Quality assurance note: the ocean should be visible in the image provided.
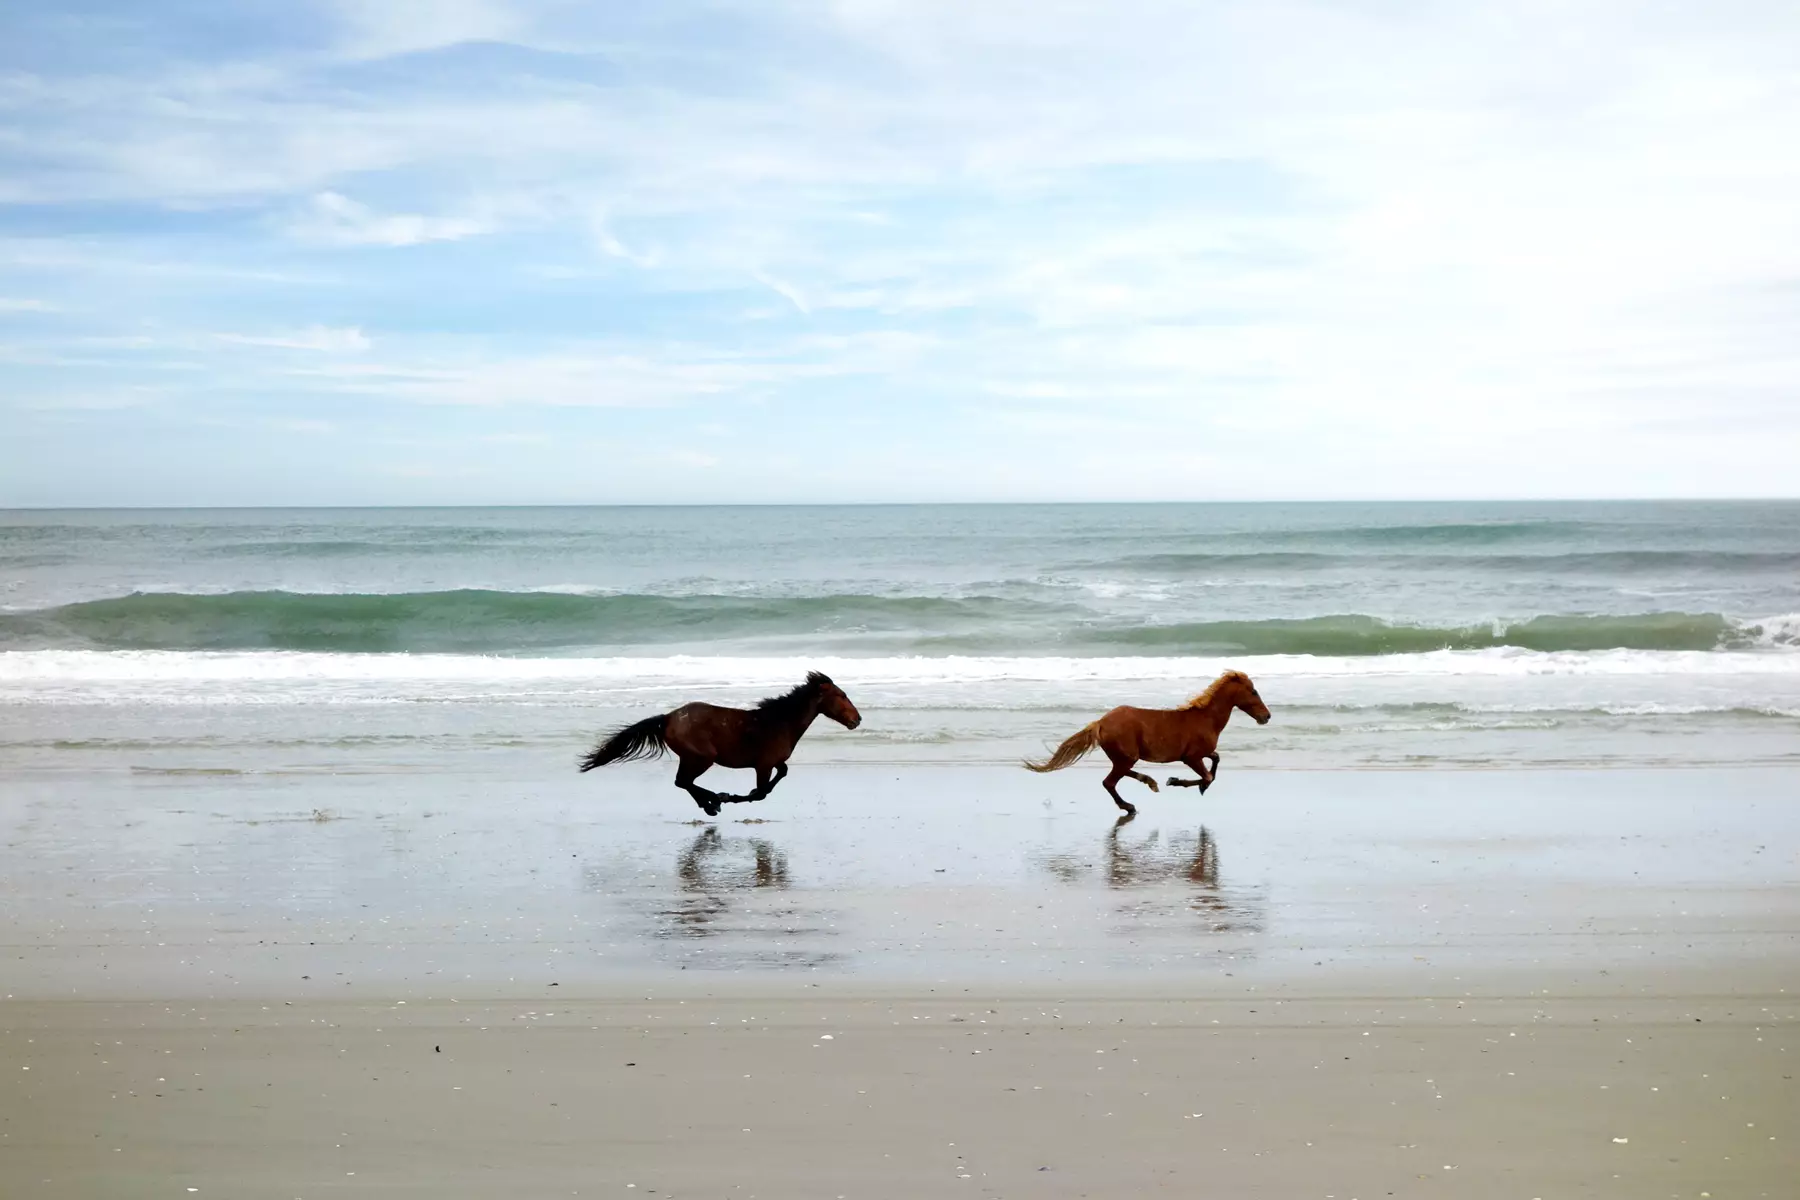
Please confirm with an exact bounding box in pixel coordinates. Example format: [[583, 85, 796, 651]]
[[3, 501, 1798, 772]]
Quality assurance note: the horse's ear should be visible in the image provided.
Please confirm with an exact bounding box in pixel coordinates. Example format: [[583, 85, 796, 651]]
[[807, 670, 834, 687]]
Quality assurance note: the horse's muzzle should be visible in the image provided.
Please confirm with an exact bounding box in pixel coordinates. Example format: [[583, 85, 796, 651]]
[[1255, 713, 1271, 725]]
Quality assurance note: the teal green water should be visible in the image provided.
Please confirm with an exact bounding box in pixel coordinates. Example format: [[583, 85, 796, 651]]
[[2, 501, 1797, 655]]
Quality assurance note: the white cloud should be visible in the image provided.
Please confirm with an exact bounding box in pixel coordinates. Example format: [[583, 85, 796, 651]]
[[274, 418, 337, 435], [290, 347, 834, 408], [754, 272, 811, 315], [217, 326, 373, 353], [329, 0, 527, 60], [0, 298, 58, 313], [283, 192, 491, 247]]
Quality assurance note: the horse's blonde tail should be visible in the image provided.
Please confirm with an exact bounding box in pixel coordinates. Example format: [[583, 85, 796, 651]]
[[1023, 722, 1100, 772]]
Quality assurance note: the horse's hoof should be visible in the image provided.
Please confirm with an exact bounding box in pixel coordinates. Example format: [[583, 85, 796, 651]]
[[1198, 780, 1210, 795], [1145, 779, 1159, 793], [1166, 777, 1182, 788]]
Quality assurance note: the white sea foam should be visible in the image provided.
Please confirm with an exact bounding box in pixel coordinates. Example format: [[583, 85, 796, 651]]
[[5, 648, 1800, 715], [1743, 612, 1800, 647], [2, 646, 1798, 685]]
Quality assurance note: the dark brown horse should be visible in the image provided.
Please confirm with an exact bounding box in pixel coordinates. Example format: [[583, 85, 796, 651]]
[[579, 672, 862, 817], [1024, 670, 1270, 815]]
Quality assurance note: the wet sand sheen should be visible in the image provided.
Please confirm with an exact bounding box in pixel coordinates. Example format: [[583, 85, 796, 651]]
[[4, 765, 1798, 992]]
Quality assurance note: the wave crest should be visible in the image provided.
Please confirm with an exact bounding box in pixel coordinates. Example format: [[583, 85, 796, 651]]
[[1, 589, 1794, 656]]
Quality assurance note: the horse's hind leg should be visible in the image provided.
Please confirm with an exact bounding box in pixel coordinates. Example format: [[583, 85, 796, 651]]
[[675, 755, 724, 817], [1101, 764, 1137, 815], [1104, 745, 1159, 795], [1102, 749, 1153, 814], [1166, 756, 1216, 793]]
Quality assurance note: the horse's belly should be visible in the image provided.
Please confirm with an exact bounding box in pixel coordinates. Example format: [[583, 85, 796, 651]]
[[1136, 744, 1190, 764], [1103, 709, 1208, 763]]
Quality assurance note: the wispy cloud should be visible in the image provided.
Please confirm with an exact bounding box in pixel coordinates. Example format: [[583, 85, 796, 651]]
[[283, 192, 492, 247], [329, 0, 527, 61], [217, 326, 372, 352]]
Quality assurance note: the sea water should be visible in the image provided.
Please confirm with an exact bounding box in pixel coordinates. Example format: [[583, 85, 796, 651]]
[[2, 501, 1798, 770]]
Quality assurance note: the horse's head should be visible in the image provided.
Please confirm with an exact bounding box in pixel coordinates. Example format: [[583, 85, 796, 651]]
[[1228, 671, 1271, 725], [811, 672, 862, 729]]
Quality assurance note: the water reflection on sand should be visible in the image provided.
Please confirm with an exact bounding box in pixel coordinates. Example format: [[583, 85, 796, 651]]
[[587, 827, 845, 971], [13, 760, 1795, 992], [586, 813, 1272, 976], [1037, 817, 1268, 956]]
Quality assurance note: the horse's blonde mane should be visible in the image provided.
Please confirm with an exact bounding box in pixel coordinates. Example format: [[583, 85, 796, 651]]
[[1181, 670, 1249, 710]]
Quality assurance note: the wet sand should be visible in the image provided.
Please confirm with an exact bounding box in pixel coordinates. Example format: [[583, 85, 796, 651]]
[[4, 764, 1799, 1195], [4, 764, 1798, 992]]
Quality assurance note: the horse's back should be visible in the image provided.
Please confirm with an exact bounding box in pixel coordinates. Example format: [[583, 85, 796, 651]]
[[1098, 704, 1178, 727], [664, 701, 751, 753], [669, 700, 743, 720], [1095, 704, 1211, 762]]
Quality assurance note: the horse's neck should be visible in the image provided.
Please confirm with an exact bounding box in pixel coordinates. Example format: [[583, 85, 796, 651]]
[[1193, 692, 1236, 732], [769, 701, 821, 746]]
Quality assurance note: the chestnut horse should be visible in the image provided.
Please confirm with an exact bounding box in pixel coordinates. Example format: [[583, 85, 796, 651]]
[[579, 672, 862, 817], [1024, 670, 1270, 815]]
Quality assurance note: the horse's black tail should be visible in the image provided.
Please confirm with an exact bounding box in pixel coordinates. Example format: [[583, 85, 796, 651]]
[[579, 715, 670, 772]]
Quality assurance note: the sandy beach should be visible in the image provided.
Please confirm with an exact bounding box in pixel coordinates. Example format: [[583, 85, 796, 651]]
[[5, 976, 1796, 1198], [4, 757, 1798, 1196]]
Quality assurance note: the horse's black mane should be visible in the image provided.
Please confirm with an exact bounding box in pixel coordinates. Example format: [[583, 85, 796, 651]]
[[751, 671, 833, 723]]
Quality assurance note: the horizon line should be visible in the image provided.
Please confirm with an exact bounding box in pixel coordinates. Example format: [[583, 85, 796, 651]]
[[3, 496, 1799, 513]]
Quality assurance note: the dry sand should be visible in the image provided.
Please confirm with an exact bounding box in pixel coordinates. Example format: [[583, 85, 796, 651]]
[[4, 974, 1796, 1199]]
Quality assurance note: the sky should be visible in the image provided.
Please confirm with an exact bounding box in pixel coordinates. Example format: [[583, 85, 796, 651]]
[[2, 1, 1798, 506]]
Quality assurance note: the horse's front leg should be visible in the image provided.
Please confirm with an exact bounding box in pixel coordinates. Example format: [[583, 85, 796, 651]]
[[675, 755, 725, 817], [745, 761, 790, 802]]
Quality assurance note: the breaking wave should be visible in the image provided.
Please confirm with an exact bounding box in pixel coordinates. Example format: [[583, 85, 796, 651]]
[[1, 589, 1796, 656]]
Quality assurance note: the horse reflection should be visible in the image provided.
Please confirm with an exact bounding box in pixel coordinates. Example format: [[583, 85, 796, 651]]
[[662, 827, 791, 935], [678, 826, 790, 892], [1039, 817, 1260, 935], [1040, 816, 1220, 888], [1100, 814, 1219, 889]]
